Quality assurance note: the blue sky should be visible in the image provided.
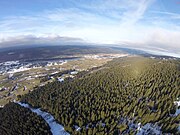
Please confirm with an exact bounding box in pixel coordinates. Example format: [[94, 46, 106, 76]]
[[0, 0, 180, 57]]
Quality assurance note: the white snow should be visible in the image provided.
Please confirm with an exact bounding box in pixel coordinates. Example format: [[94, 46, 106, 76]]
[[70, 71, 78, 75], [84, 54, 128, 59], [3, 61, 19, 66], [174, 101, 180, 107], [57, 77, 64, 82], [51, 71, 59, 75], [6, 66, 42, 74], [74, 125, 81, 131], [137, 123, 141, 130], [173, 98, 180, 131], [7, 67, 31, 74], [59, 61, 67, 65], [136, 123, 162, 135], [17, 102, 69, 135], [174, 100, 180, 116], [8, 73, 14, 78], [174, 100, 180, 132]]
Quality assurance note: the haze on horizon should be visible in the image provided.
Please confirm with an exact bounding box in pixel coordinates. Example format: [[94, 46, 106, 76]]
[[0, 0, 179, 57]]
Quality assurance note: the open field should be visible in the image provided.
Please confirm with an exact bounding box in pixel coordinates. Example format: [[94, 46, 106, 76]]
[[0, 55, 119, 106]]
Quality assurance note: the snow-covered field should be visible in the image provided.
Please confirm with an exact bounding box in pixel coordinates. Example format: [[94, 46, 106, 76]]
[[136, 123, 162, 135], [174, 99, 180, 132], [17, 102, 69, 135], [7, 67, 32, 74], [0, 59, 68, 74], [84, 54, 128, 59], [174, 100, 180, 115]]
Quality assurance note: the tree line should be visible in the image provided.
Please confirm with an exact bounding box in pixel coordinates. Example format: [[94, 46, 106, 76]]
[[18, 57, 180, 134]]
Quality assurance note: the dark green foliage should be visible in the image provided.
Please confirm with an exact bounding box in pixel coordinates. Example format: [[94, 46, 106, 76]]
[[21, 57, 180, 134], [0, 102, 52, 135]]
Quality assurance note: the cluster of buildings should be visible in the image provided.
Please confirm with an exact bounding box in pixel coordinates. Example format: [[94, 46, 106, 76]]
[[0, 60, 66, 74]]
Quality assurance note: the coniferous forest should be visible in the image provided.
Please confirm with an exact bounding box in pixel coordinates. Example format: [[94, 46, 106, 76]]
[[0, 102, 52, 135], [0, 56, 180, 134]]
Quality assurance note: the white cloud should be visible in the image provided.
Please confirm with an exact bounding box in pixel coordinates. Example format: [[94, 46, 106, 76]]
[[151, 11, 180, 20], [119, 0, 155, 25], [0, 34, 86, 48], [0, 0, 179, 57]]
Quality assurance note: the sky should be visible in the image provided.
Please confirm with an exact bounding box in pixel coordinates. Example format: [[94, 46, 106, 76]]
[[0, 0, 180, 57]]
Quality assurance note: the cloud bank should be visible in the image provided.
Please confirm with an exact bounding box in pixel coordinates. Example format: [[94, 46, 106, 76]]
[[0, 0, 179, 57], [0, 35, 85, 47]]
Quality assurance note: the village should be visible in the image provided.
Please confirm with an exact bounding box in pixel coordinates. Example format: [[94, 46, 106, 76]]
[[0, 53, 129, 106]]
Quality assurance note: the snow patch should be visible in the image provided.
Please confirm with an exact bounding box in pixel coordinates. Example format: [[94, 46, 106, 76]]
[[174, 101, 180, 107], [136, 123, 162, 135], [57, 78, 64, 82], [74, 125, 81, 131], [7, 67, 31, 74], [3, 61, 19, 66], [70, 71, 78, 75], [174, 100, 180, 116], [17, 102, 69, 135]]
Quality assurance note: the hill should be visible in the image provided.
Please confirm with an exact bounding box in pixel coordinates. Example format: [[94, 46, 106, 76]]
[[0, 45, 125, 62]]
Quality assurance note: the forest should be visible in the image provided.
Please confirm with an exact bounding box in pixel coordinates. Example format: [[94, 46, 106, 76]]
[[0, 102, 52, 135], [2, 56, 180, 134], [0, 45, 123, 62], [20, 56, 180, 134]]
